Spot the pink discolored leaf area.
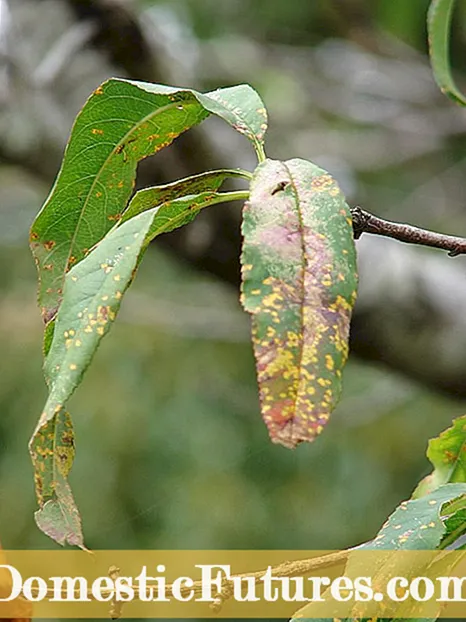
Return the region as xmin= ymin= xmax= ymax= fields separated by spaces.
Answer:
xmin=241 ymin=158 xmax=358 ymax=448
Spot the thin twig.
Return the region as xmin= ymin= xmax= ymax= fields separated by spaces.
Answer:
xmin=22 ymin=549 xmax=350 ymax=602
xmin=351 ymin=206 xmax=466 ymax=257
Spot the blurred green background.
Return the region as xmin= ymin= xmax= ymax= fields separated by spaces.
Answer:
xmin=1 ymin=0 xmax=466 ymax=551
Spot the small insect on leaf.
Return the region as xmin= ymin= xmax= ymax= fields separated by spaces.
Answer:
xmin=241 ymin=158 xmax=358 ymax=449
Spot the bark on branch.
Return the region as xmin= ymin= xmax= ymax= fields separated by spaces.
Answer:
xmin=352 ymin=207 xmax=466 ymax=257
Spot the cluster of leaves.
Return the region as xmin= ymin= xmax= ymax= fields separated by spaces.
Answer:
xmin=29 ymin=79 xmax=358 ymax=546
xmin=27 ymin=4 xmax=466 ymax=621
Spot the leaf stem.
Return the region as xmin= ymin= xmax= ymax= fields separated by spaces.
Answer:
xmin=253 ymin=141 xmax=267 ymax=164
xmin=207 ymin=190 xmax=249 ymax=206
xmin=235 ymin=168 xmax=253 ymax=180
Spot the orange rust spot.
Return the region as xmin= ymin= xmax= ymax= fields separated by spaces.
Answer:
xmin=117 ymin=181 xmax=124 ymax=188
xmin=44 ymin=240 xmax=56 ymax=251
xmin=94 ymin=86 xmax=104 ymax=95
xmin=30 ymin=231 xmax=39 ymax=241
xmin=44 ymin=263 xmax=53 ymax=271
xmin=108 ymin=213 xmax=122 ymax=222
xmin=147 ymin=134 xmax=160 ymax=141
xmin=91 ymin=128 xmax=104 ymax=135
xmin=96 ymin=191 xmax=102 ymax=198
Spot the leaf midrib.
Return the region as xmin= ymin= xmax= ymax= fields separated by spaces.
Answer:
xmin=283 ymin=162 xmax=307 ymax=442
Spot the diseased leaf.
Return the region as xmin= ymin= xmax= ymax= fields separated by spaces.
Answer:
xmin=30 ymin=210 xmax=158 ymax=546
xmin=241 ymin=158 xmax=357 ymax=448
xmin=121 ymin=169 xmax=245 ymax=222
xmin=360 ymin=484 xmax=466 ymax=551
xmin=120 ymin=169 xmax=248 ymax=244
xmin=195 ymin=87 xmax=267 ymax=159
xmin=292 ymin=484 xmax=466 ymax=622
xmin=428 ymin=0 xmax=466 ymax=106
xmin=29 ymin=409 xmax=82 ymax=546
xmin=30 ymin=183 xmax=244 ymax=546
xmin=413 ymin=414 xmax=466 ymax=499
xmin=30 ymin=79 xmax=265 ymax=324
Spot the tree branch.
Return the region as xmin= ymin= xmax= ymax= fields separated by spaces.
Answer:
xmin=352 ymin=206 xmax=466 ymax=257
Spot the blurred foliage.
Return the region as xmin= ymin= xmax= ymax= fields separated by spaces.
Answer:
xmin=1 ymin=0 xmax=466 ymax=553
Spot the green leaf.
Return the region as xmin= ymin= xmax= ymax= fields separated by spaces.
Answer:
xmin=428 ymin=0 xmax=466 ymax=105
xmin=195 ymin=87 xmax=267 ymax=161
xmin=30 ymin=184 xmax=247 ymax=546
xmin=30 ymin=79 xmax=266 ymax=324
xmin=240 ymin=158 xmax=358 ymax=448
xmin=120 ymin=169 xmax=249 ymax=244
xmin=292 ymin=485 xmax=466 ymax=622
xmin=360 ymin=484 xmax=466 ymax=551
xmin=30 ymin=209 xmax=158 ymax=546
xmin=441 ymin=508 xmax=466 ymax=549
xmin=413 ymin=415 xmax=466 ymax=499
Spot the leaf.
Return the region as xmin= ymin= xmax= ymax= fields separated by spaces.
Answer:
xmin=195 ymin=87 xmax=267 ymax=160
xmin=30 ymin=79 xmax=266 ymax=323
xmin=121 ymin=169 xmax=246 ymax=222
xmin=29 ymin=409 xmax=83 ymax=546
xmin=360 ymin=484 xmax=466 ymax=551
xmin=120 ymin=169 xmax=248 ymax=244
xmin=240 ymin=158 xmax=358 ymax=448
xmin=30 ymin=209 xmax=158 ymax=546
xmin=428 ymin=0 xmax=466 ymax=106
xmin=413 ymin=414 xmax=466 ymax=498
xmin=30 ymin=182 xmax=245 ymax=546
xmin=292 ymin=485 xmax=466 ymax=622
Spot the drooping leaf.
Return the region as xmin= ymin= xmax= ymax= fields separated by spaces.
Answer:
xmin=30 ymin=183 xmax=246 ymax=546
xmin=30 ymin=210 xmax=158 ymax=546
xmin=413 ymin=414 xmax=466 ymax=499
xmin=30 ymin=79 xmax=266 ymax=324
xmin=428 ymin=0 xmax=466 ymax=106
xmin=195 ymin=87 xmax=267 ymax=160
xmin=241 ymin=158 xmax=357 ymax=448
